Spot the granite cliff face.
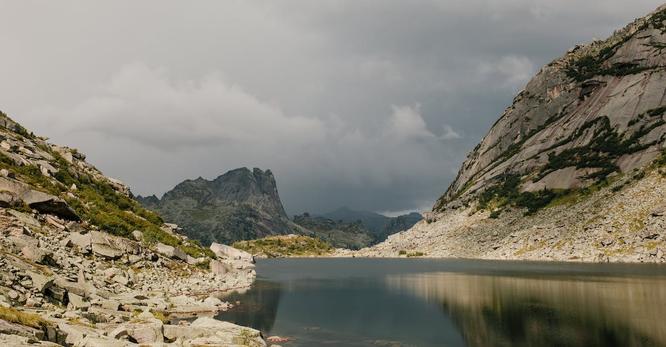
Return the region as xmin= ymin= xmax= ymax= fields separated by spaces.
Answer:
xmin=138 ymin=168 xmax=296 ymax=246
xmin=436 ymin=5 xmax=666 ymax=210
xmin=352 ymin=6 xmax=666 ymax=263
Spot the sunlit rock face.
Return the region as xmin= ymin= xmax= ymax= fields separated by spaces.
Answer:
xmin=386 ymin=272 xmax=666 ymax=346
xmin=436 ymin=6 xmax=666 ymax=209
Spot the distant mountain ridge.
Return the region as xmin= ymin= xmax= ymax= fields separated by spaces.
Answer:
xmin=138 ymin=170 xmax=423 ymax=248
xmin=292 ymin=213 xmax=374 ymax=250
xmin=320 ymin=207 xmax=422 ymax=242
xmin=137 ymin=168 xmax=296 ymax=245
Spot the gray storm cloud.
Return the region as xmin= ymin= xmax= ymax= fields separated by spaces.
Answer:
xmin=0 ymin=0 xmax=662 ymax=214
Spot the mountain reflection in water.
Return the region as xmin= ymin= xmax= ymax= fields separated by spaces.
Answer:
xmin=386 ymin=272 xmax=666 ymax=347
xmin=216 ymin=259 xmax=666 ymax=347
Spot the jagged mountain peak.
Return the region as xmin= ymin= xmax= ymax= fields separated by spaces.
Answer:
xmin=139 ymin=167 xmax=292 ymax=245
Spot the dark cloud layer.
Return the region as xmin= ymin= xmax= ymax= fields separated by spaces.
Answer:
xmin=0 ymin=0 xmax=661 ymax=214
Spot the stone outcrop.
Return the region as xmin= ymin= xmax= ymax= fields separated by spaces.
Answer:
xmin=0 ymin=177 xmax=78 ymax=221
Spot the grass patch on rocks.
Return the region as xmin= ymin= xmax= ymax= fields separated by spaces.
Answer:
xmin=0 ymin=306 xmax=51 ymax=330
xmin=477 ymin=174 xmax=569 ymax=215
xmin=233 ymin=235 xmax=333 ymax=258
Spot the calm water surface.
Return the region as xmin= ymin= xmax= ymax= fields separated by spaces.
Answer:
xmin=217 ymin=258 xmax=666 ymax=347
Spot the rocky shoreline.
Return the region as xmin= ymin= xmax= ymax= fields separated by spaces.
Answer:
xmin=0 ymin=209 xmax=267 ymax=346
xmin=337 ymin=169 xmax=666 ymax=264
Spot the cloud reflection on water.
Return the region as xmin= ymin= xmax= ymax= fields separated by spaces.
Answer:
xmin=386 ymin=272 xmax=666 ymax=347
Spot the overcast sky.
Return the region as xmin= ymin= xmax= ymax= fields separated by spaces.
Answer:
xmin=0 ymin=1 xmax=662 ymax=215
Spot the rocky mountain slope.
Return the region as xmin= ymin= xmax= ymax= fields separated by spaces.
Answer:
xmin=0 ymin=111 xmax=267 ymax=346
xmin=350 ymin=5 xmax=666 ymax=263
xmin=138 ymin=168 xmax=297 ymax=246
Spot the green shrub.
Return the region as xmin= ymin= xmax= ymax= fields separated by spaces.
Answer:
xmin=233 ymin=235 xmax=333 ymax=257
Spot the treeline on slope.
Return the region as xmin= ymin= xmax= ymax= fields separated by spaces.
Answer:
xmin=565 ymin=9 xmax=666 ymax=81
xmin=477 ymin=148 xmax=666 ymax=218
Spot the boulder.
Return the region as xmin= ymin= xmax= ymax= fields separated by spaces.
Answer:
xmin=91 ymin=231 xmax=140 ymax=259
xmin=68 ymin=293 xmax=90 ymax=310
xmin=0 ymin=190 xmax=18 ymax=207
xmin=156 ymin=243 xmax=187 ymax=261
xmin=100 ymin=299 xmax=121 ymax=311
xmin=26 ymin=270 xmax=54 ymax=293
xmin=210 ymin=243 xmax=254 ymax=263
xmin=54 ymin=276 xmax=93 ymax=298
xmin=0 ymin=177 xmax=79 ymax=220
xmin=0 ymin=333 xmax=61 ymax=346
xmin=113 ymin=312 xmax=164 ymax=344
xmin=423 ymin=212 xmax=437 ymax=224
xmin=209 ymin=259 xmax=231 ymax=275
xmin=45 ymin=285 xmax=68 ymax=304
xmin=57 ymin=321 xmax=100 ymax=346
xmin=0 ymin=318 xmax=45 ymax=341
xmin=164 ymin=317 xmax=266 ymax=346
xmin=187 ymin=255 xmax=206 ymax=265
xmin=8 ymin=234 xmax=38 ymax=250
xmin=188 ymin=317 xmax=266 ymax=346
xmin=203 ymin=296 xmax=224 ymax=307
xmin=21 ymin=246 xmax=54 ymax=265
xmin=67 ymin=232 xmax=92 ymax=253
xmin=651 ymin=206 xmax=666 ymax=217
xmin=22 ymin=190 xmax=79 ymax=221
xmin=7 ymin=209 xmax=41 ymax=229
xmin=131 ymin=230 xmax=143 ymax=241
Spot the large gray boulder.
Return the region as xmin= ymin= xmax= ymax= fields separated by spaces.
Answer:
xmin=163 ymin=316 xmax=266 ymax=346
xmin=90 ymin=231 xmax=141 ymax=259
xmin=26 ymin=270 xmax=54 ymax=293
xmin=111 ymin=311 xmax=164 ymax=344
xmin=210 ymin=243 xmax=254 ymax=263
xmin=21 ymin=246 xmax=55 ymax=265
xmin=0 ymin=177 xmax=79 ymax=221
xmin=155 ymin=242 xmax=187 ymax=261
